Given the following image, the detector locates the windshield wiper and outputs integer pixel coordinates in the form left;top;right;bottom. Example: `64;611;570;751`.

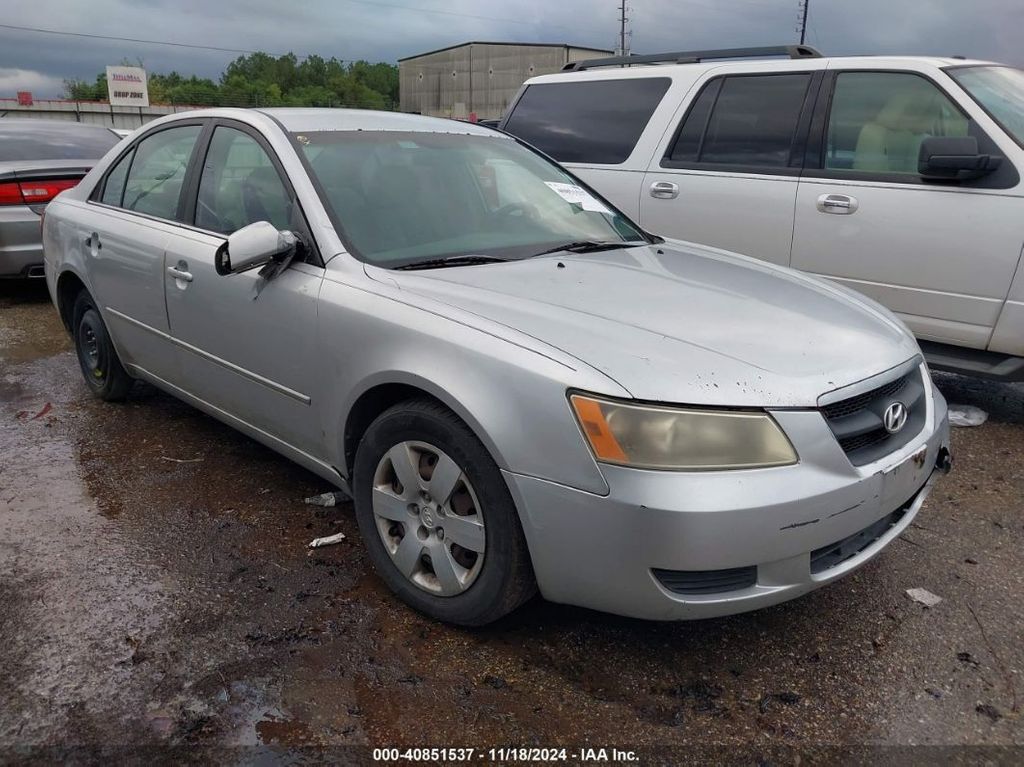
393;254;510;271
528;240;645;258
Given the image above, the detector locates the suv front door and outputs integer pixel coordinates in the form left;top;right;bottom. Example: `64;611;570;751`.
791;67;1024;349
163;121;326;458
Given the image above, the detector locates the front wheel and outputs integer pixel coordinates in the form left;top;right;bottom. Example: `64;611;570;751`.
353;399;535;625
72;291;133;401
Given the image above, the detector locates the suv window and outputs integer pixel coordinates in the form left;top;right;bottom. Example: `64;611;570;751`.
667;74;811;167
122;125;202;220
504;78;671;164
826;72;969;174
196;126;292;234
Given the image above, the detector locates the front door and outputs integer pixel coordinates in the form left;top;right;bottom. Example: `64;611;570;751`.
163;122;325;457
791;68;1024;349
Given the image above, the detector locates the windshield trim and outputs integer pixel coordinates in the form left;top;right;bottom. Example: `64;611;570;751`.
285;126;658;270
945;64;1024;150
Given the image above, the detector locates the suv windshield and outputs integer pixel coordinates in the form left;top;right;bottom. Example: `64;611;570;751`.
949;66;1024;145
294;130;646;268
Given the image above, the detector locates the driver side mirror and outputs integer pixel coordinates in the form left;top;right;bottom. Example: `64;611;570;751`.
215;221;298;276
918;136;1002;181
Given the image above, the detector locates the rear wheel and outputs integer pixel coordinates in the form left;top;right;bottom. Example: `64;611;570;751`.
72;291;133;401
353;399;535;625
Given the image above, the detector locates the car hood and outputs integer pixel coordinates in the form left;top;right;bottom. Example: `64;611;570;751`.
378;242;921;407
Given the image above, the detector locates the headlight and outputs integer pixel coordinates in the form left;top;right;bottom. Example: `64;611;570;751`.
570;394;798;470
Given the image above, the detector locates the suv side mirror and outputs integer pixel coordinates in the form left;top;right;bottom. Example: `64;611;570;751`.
215;221;297;275
918;136;1002;181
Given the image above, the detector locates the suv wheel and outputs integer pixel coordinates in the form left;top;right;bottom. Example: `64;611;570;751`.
72;291;133;401
353;399;535;625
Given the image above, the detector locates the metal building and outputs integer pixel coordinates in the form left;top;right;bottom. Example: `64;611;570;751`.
399;42;613;120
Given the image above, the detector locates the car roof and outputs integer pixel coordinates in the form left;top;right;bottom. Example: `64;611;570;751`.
258;108;507;136
526;55;1003;84
141;107;509;138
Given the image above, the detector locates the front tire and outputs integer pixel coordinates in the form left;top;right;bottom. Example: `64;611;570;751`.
353;399;535;626
72;291;133;401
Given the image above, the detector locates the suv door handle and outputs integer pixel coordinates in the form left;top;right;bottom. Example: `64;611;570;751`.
167;264;193;283
816;193;859;214
650;181;680;199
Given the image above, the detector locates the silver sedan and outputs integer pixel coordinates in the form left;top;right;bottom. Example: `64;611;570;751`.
43;108;951;625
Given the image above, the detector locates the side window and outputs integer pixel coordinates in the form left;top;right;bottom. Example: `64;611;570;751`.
503;78;671;164
667;74;811;167
122;125;202;220
826;72;969;174
100;148;134;207
196;127;292;234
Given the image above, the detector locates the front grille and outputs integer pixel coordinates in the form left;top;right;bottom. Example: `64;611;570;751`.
822;375;908;420
809;486;923;574
653;566;757;595
821;367;926;466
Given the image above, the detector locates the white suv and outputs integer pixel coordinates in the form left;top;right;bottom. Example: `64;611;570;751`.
500;46;1024;380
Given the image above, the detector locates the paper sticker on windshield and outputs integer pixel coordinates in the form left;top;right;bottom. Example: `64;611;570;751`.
544;182;610;213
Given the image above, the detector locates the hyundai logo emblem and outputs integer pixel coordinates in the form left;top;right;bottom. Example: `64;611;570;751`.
883;401;909;434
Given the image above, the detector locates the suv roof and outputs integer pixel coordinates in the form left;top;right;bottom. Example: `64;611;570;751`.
530;49;999;84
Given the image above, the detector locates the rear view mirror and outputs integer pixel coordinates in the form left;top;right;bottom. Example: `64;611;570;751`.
215;221;297;275
918;136;1002;181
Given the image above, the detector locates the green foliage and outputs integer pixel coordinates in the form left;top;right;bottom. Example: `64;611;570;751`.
63;52;398;110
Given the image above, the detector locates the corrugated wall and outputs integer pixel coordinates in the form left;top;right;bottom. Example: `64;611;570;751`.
399;43;611;120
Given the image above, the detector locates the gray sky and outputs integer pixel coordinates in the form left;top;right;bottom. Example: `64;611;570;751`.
2;0;1022;97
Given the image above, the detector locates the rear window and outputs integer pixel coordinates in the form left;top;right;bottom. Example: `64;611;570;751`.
503;78;671;164
0;122;119;162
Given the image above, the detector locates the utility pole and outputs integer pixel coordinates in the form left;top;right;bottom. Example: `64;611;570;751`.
618;1;630;58
798;0;810;46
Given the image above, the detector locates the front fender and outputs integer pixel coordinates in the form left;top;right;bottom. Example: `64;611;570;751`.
316;277;625;496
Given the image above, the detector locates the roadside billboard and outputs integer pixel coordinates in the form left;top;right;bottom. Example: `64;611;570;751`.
106;66;149;107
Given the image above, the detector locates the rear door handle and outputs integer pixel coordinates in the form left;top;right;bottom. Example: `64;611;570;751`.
816;193;859;214
167;265;193;283
650;181;680;200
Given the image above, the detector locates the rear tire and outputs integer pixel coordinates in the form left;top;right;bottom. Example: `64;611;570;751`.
72;291;133;401
353;399;536;626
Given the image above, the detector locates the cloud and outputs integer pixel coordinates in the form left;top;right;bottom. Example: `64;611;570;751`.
0;0;1020;91
0;68;66;97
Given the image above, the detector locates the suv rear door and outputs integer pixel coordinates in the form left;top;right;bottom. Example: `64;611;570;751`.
641;66;824;266
791;64;1024;349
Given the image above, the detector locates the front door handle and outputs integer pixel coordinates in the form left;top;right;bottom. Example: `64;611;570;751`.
167;264;193;283
816;193;859;214
650;181;680;200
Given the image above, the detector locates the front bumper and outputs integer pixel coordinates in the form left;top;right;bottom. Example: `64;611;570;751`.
0;204;45;277
505;384;951;620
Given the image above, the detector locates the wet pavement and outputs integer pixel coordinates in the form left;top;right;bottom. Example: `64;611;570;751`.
1;280;1022;760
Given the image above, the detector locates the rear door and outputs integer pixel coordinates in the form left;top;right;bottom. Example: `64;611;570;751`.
82;122;205;381
641;69;822;266
791;66;1024;348
163;120;326;456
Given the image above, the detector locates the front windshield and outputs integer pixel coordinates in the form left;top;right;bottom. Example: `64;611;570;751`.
294;130;646;268
949;66;1024;145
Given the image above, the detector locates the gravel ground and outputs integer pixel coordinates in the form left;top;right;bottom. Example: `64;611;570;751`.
1;281;1021;762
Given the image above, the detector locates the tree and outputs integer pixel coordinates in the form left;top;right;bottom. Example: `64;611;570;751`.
62;52;398;110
